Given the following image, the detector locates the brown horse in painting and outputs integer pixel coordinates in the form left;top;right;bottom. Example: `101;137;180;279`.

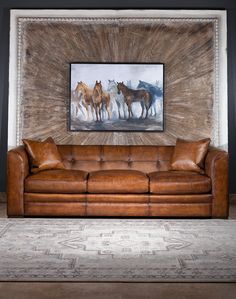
93;81;111;122
116;82;152;119
74;81;94;120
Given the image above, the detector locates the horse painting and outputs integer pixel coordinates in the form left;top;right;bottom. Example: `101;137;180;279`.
74;81;94;121
116;82;152;119
93;81;111;122
70;63;164;131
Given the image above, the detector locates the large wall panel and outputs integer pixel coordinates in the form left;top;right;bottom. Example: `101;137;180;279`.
8;10;227;147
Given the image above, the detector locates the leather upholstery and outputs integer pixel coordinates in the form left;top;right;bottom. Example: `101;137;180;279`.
25;169;88;193
7;146;29;216
150;194;212;203
205;147;229;218
149;171;211;194
7;144;229;218
87;203;149;216
24;193;86;202
23;137;65;173
171;138;211;173
24;202;86;216
57;145;174;173
87;194;149;203
149;203;211;217
88;169;149;193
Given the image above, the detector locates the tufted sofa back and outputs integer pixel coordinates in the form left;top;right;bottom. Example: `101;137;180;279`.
57;145;175;174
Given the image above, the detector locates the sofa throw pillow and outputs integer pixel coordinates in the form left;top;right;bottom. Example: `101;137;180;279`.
171;138;211;173
22;137;65;173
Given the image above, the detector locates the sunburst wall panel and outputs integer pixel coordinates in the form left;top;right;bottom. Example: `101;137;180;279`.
8;10;227;147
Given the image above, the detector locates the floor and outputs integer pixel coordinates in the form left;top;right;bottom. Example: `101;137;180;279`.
0;202;236;299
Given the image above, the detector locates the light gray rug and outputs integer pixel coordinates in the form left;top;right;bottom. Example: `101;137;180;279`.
0;219;236;282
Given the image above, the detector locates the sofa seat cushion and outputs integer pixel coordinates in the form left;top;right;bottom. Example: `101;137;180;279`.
88;170;149;194
149;171;211;194
25;169;88;194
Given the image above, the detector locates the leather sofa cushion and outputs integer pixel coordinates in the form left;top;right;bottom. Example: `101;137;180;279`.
149;171;211;194
25;169;88;193
57;145;174;173
171;138;211;173
23;137;65;173
88;170;149;194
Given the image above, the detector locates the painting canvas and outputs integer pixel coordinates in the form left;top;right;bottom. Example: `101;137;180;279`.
70;63;164;131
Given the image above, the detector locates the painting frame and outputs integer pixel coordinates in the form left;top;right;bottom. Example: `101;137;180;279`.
69;62;165;132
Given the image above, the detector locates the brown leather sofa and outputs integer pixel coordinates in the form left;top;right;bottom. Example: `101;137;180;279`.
7;145;229;218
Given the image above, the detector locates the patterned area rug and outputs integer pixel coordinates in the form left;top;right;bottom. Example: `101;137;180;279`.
0;219;236;282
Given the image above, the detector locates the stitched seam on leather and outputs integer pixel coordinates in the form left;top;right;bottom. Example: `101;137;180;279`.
70;145;73;165
128;146;131;168
26;178;84;182
100;145;104;162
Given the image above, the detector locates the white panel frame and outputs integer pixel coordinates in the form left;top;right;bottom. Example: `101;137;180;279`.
8;9;227;149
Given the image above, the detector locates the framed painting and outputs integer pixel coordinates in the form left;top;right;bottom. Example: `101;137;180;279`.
69;63;164;131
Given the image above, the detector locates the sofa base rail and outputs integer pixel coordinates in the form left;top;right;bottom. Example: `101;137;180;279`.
23;202;212;217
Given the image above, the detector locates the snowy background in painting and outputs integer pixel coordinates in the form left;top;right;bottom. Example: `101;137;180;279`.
71;64;163;90
70;63;164;131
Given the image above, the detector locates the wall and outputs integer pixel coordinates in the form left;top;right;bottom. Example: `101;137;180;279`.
0;0;236;193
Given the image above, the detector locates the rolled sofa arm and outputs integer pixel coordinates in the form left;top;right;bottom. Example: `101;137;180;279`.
7;146;29;216
205;147;229;218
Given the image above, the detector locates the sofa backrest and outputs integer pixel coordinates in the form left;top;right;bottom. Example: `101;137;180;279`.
57;145;174;173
